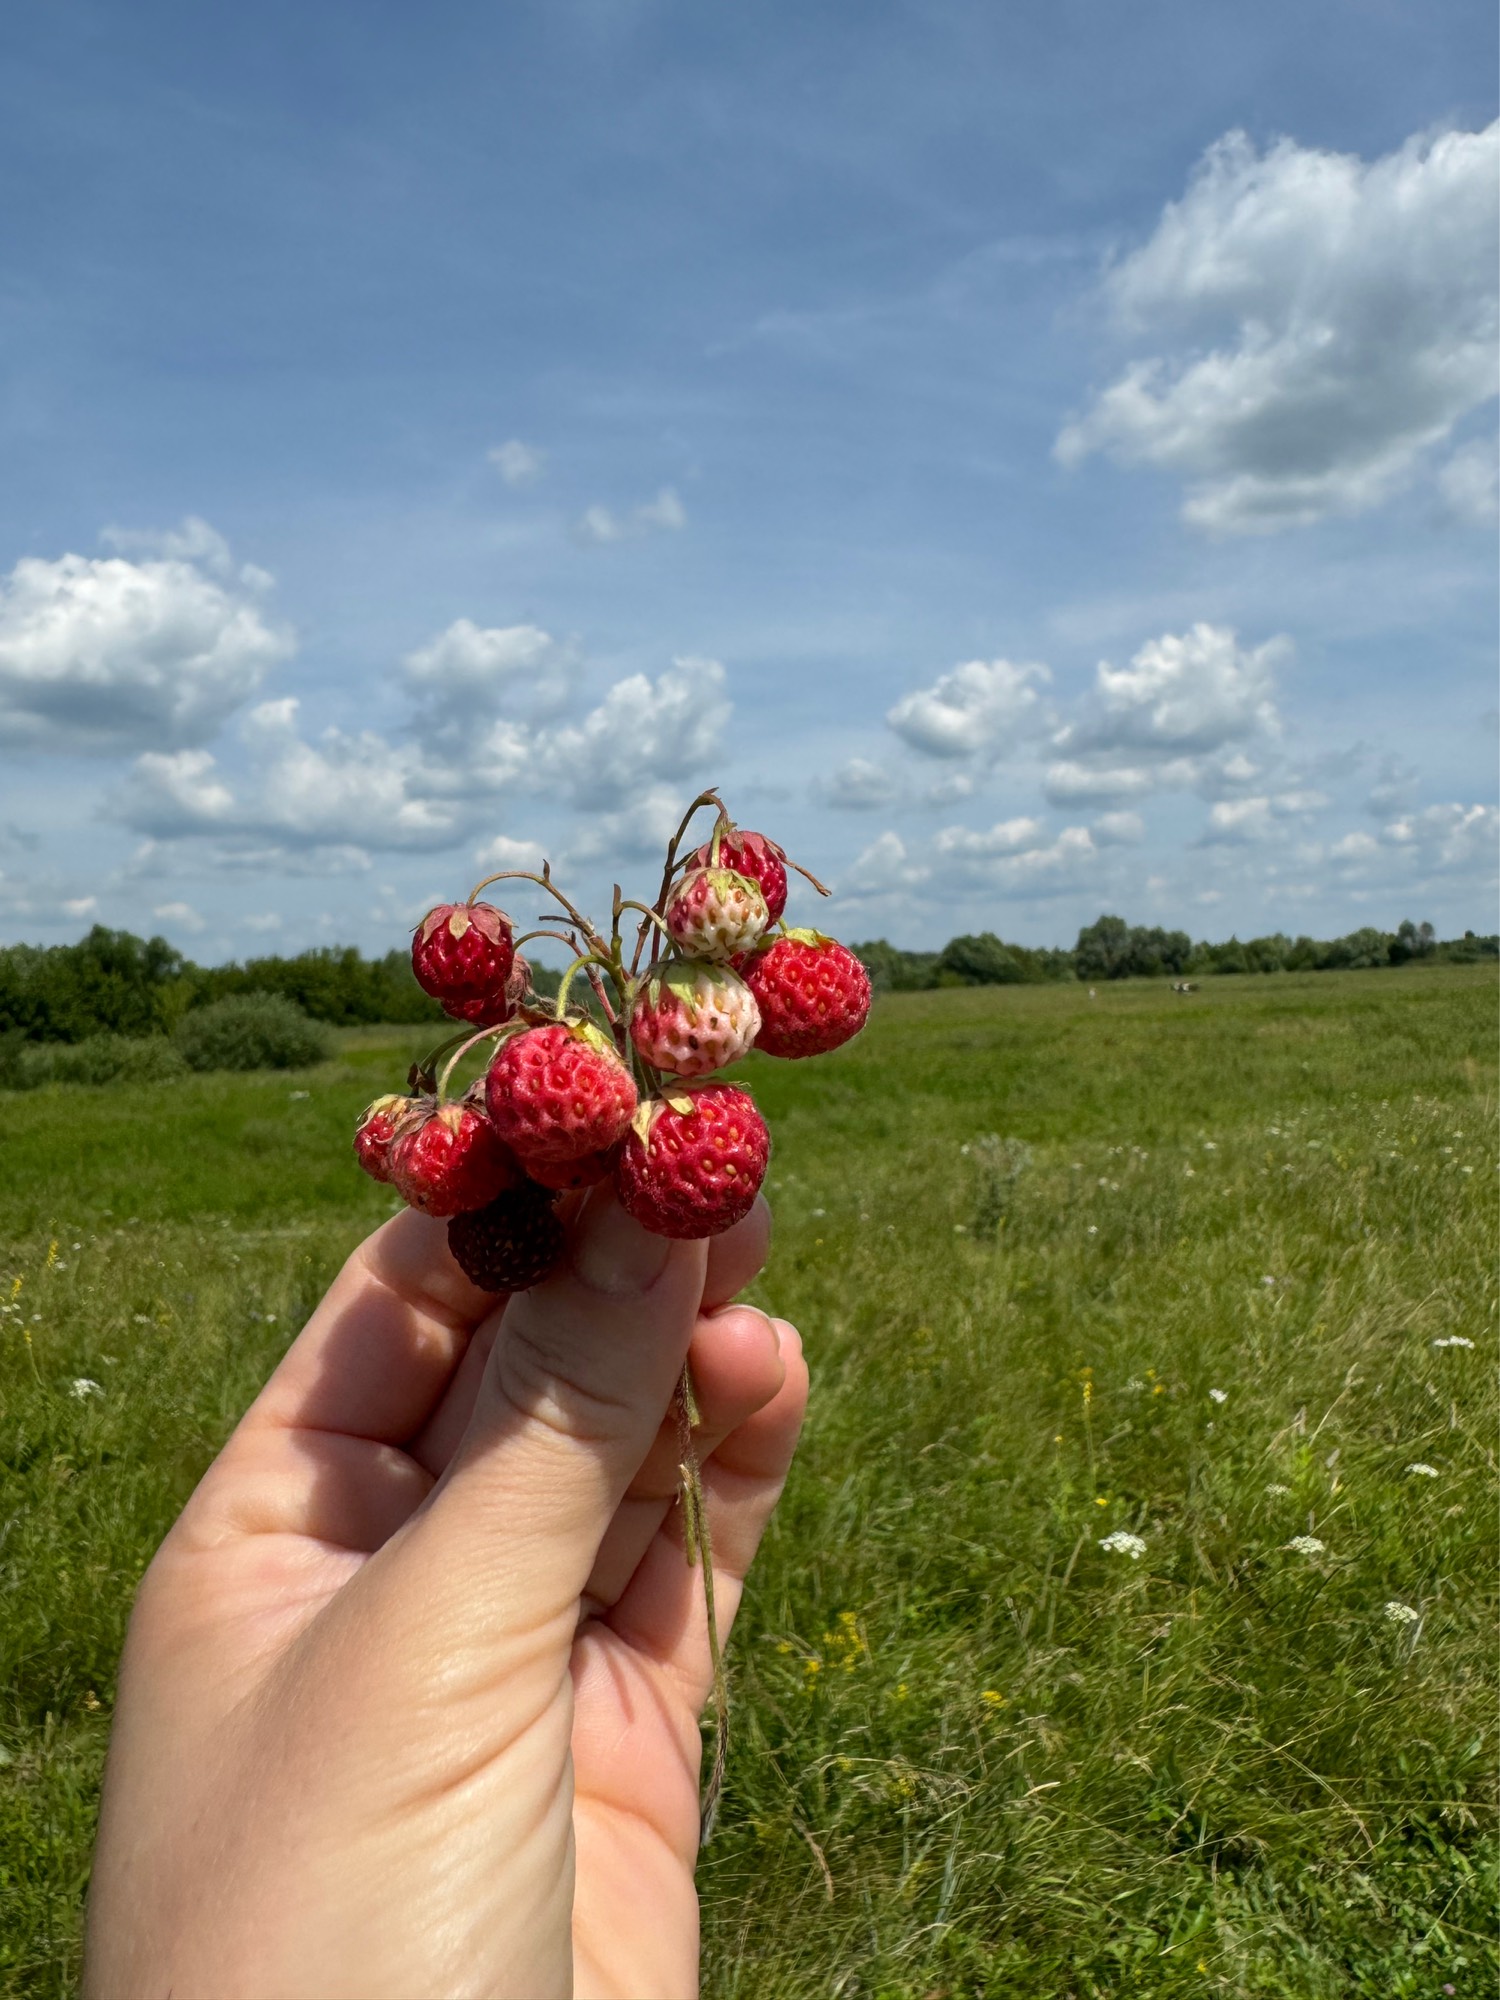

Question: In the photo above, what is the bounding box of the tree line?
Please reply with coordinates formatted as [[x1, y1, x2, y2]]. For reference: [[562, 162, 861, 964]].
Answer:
[[853, 916, 1497, 991], [0, 917, 1492, 1043]]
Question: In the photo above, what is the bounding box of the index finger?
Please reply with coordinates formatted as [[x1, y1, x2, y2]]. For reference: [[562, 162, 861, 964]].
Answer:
[[241, 1209, 502, 1445]]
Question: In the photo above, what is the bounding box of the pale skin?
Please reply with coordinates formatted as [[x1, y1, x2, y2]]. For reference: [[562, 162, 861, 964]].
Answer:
[[83, 1187, 807, 1999]]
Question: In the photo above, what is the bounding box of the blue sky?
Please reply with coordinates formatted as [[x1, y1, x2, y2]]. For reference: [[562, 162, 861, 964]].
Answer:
[[1, 0, 1495, 959]]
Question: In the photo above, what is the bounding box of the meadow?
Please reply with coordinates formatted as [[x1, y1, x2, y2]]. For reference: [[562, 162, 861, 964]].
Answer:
[[1, 965, 1494, 1997]]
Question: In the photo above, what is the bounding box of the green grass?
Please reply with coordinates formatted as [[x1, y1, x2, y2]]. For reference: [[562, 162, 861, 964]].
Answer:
[[1, 968, 1495, 1995]]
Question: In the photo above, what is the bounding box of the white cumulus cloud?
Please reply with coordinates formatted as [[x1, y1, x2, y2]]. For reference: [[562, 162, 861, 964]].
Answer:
[[887, 657, 1050, 760], [108, 653, 731, 867], [488, 439, 545, 487], [0, 538, 291, 754], [403, 619, 575, 750], [1437, 438, 1499, 525], [1383, 803, 1499, 872], [1043, 760, 1157, 805], [1058, 624, 1285, 759], [542, 657, 728, 808], [827, 757, 900, 809], [1092, 810, 1145, 845], [836, 830, 929, 901], [112, 702, 463, 856], [574, 487, 687, 545], [935, 817, 1045, 859], [1056, 122, 1500, 532]]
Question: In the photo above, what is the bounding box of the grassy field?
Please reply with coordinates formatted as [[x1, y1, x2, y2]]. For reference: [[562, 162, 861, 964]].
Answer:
[[1, 966, 1495, 1996]]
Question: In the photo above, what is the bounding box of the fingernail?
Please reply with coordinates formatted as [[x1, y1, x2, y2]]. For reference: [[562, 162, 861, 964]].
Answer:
[[711, 1303, 780, 1353], [568, 1186, 675, 1297]]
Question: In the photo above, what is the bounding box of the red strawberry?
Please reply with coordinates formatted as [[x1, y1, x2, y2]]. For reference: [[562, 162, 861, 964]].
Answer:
[[485, 1021, 637, 1164], [629, 960, 761, 1078], [389, 1100, 522, 1216], [689, 829, 788, 923], [448, 1184, 564, 1292], [412, 902, 515, 1022], [353, 1092, 415, 1184], [616, 1084, 770, 1239], [440, 950, 531, 1027], [664, 866, 769, 961], [525, 1146, 618, 1192], [740, 931, 871, 1059]]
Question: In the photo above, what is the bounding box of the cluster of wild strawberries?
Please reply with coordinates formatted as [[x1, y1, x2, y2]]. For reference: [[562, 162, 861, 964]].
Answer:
[[353, 798, 871, 1291]]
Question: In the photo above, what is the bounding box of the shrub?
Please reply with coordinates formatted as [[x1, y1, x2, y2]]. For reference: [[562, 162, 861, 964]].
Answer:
[[46, 1035, 190, 1086], [174, 995, 333, 1072], [0, 1033, 189, 1091]]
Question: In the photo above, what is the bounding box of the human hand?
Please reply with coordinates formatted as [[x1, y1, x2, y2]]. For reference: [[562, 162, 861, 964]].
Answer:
[[83, 1188, 807, 1999]]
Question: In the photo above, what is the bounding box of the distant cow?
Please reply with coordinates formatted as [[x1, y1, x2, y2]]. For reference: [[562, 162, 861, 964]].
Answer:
[[1171, 981, 1199, 994]]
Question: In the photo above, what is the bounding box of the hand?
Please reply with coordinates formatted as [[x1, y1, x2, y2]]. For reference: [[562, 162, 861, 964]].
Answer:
[[83, 1188, 807, 1999]]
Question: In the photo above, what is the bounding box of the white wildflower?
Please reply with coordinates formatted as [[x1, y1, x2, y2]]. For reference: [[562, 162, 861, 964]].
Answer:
[[1265, 1483, 1291, 1496], [69, 1378, 104, 1400], [1208, 1388, 1228, 1404], [1261, 1275, 1277, 1287], [1087, 1225, 1098, 1236], [289, 1089, 310, 1101], [1382, 1601, 1419, 1626], [1431, 1336, 1474, 1350], [1285, 1535, 1325, 1556], [1405, 1463, 1439, 1478], [1100, 1530, 1146, 1559]]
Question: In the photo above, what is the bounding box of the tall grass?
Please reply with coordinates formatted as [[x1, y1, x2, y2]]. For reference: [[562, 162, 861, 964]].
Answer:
[[0, 968, 1494, 1996]]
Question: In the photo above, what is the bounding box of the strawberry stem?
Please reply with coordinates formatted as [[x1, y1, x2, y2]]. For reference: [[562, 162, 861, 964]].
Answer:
[[618, 897, 674, 944], [435, 1026, 508, 1103], [512, 926, 584, 959], [632, 789, 726, 977], [553, 951, 612, 1022], [784, 855, 832, 897], [466, 866, 607, 954]]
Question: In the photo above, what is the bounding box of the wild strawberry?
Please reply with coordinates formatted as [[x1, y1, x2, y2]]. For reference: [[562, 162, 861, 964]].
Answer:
[[440, 949, 531, 1027], [353, 1092, 415, 1184], [448, 1183, 564, 1292], [689, 828, 788, 923], [665, 866, 769, 961], [485, 1021, 637, 1164], [388, 1099, 521, 1216], [740, 931, 871, 1059], [616, 1084, 770, 1239], [412, 902, 515, 1022], [525, 1146, 618, 1192], [629, 960, 761, 1078]]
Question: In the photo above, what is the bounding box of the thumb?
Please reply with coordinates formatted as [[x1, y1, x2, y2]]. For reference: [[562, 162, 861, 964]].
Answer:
[[380, 1186, 708, 1667]]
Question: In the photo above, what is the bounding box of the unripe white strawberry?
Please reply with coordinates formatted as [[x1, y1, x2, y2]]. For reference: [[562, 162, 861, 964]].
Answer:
[[664, 865, 769, 962], [629, 961, 761, 1078]]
